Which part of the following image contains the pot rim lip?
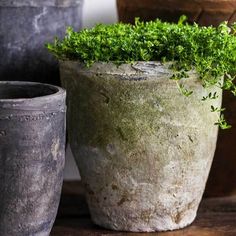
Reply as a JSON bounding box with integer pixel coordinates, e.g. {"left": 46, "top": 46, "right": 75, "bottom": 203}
{"left": 59, "top": 60, "right": 175, "bottom": 69}
{"left": 0, "top": 81, "right": 65, "bottom": 103}
{"left": 59, "top": 60, "right": 187, "bottom": 68}
{"left": 59, "top": 60, "right": 199, "bottom": 78}
{"left": 60, "top": 60, "right": 167, "bottom": 64}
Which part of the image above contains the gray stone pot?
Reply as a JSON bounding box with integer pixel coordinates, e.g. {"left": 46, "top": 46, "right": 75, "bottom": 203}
{"left": 0, "top": 81, "right": 66, "bottom": 236}
{"left": 0, "top": 0, "right": 83, "bottom": 85}
{"left": 60, "top": 61, "right": 222, "bottom": 232}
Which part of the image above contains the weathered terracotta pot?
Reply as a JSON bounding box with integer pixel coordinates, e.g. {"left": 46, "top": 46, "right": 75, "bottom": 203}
{"left": 117, "top": 0, "right": 236, "bottom": 26}
{"left": 0, "top": 0, "right": 83, "bottom": 85}
{"left": 0, "top": 81, "right": 66, "bottom": 236}
{"left": 60, "top": 61, "right": 222, "bottom": 232}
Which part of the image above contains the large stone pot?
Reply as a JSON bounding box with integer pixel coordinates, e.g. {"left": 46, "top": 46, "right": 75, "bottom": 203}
{"left": 117, "top": 0, "right": 236, "bottom": 26}
{"left": 60, "top": 61, "right": 222, "bottom": 232}
{"left": 0, "top": 81, "right": 66, "bottom": 236}
{"left": 0, "top": 0, "right": 83, "bottom": 85}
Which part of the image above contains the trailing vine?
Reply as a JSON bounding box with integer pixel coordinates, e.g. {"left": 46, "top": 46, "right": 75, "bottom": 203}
{"left": 47, "top": 16, "right": 236, "bottom": 129}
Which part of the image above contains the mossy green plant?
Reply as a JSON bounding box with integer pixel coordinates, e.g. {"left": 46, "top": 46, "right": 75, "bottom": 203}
{"left": 47, "top": 16, "right": 236, "bottom": 129}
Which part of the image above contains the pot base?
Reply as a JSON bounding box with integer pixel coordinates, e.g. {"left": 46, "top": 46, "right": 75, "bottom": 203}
{"left": 91, "top": 210, "right": 196, "bottom": 232}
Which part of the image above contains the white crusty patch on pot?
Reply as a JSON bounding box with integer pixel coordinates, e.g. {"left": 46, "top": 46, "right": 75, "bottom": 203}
{"left": 51, "top": 138, "right": 60, "bottom": 160}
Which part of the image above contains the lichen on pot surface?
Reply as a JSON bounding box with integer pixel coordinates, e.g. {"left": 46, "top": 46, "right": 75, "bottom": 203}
{"left": 48, "top": 19, "right": 236, "bottom": 232}
{"left": 60, "top": 61, "right": 222, "bottom": 232}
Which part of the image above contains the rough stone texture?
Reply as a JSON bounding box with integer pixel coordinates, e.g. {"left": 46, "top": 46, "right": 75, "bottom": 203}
{"left": 0, "top": 0, "right": 83, "bottom": 85}
{"left": 117, "top": 0, "right": 236, "bottom": 26}
{"left": 60, "top": 61, "right": 222, "bottom": 232}
{"left": 0, "top": 81, "right": 66, "bottom": 236}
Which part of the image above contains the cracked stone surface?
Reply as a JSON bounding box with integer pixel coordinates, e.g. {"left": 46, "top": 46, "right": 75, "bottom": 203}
{"left": 0, "top": 0, "right": 83, "bottom": 85}
{"left": 60, "top": 61, "right": 222, "bottom": 232}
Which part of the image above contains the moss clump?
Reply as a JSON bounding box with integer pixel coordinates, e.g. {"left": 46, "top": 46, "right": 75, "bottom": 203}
{"left": 47, "top": 17, "right": 236, "bottom": 128}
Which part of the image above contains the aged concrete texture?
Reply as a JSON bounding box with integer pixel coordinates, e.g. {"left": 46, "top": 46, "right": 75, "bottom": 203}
{"left": 0, "top": 0, "right": 83, "bottom": 85}
{"left": 0, "top": 82, "right": 66, "bottom": 236}
{"left": 60, "top": 61, "right": 222, "bottom": 232}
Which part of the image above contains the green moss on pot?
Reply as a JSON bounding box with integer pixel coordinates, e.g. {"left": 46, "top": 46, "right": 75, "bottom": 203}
{"left": 47, "top": 17, "right": 236, "bottom": 128}
{"left": 61, "top": 61, "right": 221, "bottom": 152}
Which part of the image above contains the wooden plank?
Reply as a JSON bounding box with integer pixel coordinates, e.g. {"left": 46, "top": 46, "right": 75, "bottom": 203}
{"left": 51, "top": 181, "right": 236, "bottom": 236}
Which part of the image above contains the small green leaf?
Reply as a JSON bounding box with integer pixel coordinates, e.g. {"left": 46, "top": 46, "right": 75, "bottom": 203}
{"left": 178, "top": 15, "right": 187, "bottom": 25}
{"left": 215, "top": 114, "right": 232, "bottom": 129}
{"left": 211, "top": 105, "right": 225, "bottom": 112}
{"left": 176, "top": 82, "right": 193, "bottom": 97}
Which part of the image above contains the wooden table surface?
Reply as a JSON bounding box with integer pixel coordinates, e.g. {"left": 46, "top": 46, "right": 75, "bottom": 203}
{"left": 51, "top": 182, "right": 236, "bottom": 236}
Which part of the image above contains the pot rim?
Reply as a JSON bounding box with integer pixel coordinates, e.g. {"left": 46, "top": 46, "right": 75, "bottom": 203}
{"left": 0, "top": 81, "right": 65, "bottom": 104}
{"left": 59, "top": 60, "right": 199, "bottom": 79}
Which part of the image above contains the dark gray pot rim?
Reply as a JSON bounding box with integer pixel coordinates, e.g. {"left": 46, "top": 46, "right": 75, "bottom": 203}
{"left": 0, "top": 81, "right": 65, "bottom": 106}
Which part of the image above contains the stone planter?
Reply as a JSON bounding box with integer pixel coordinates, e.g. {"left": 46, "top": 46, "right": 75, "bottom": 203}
{"left": 60, "top": 61, "right": 222, "bottom": 232}
{"left": 0, "top": 0, "right": 83, "bottom": 85}
{"left": 0, "top": 81, "right": 66, "bottom": 236}
{"left": 117, "top": 0, "right": 236, "bottom": 26}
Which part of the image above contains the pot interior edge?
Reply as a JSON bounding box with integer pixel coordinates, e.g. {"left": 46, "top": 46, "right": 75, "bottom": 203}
{"left": 0, "top": 82, "right": 59, "bottom": 100}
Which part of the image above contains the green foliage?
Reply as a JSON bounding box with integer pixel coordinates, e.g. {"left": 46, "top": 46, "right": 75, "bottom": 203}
{"left": 176, "top": 82, "right": 193, "bottom": 97}
{"left": 202, "top": 92, "right": 219, "bottom": 101}
{"left": 215, "top": 114, "right": 232, "bottom": 130}
{"left": 211, "top": 105, "right": 225, "bottom": 112}
{"left": 47, "top": 18, "right": 236, "bottom": 129}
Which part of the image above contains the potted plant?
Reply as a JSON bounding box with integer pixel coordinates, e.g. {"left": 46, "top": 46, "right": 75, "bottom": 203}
{"left": 0, "top": 0, "right": 83, "bottom": 85}
{"left": 0, "top": 81, "right": 66, "bottom": 236}
{"left": 47, "top": 18, "right": 236, "bottom": 232}
{"left": 117, "top": 0, "right": 236, "bottom": 26}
